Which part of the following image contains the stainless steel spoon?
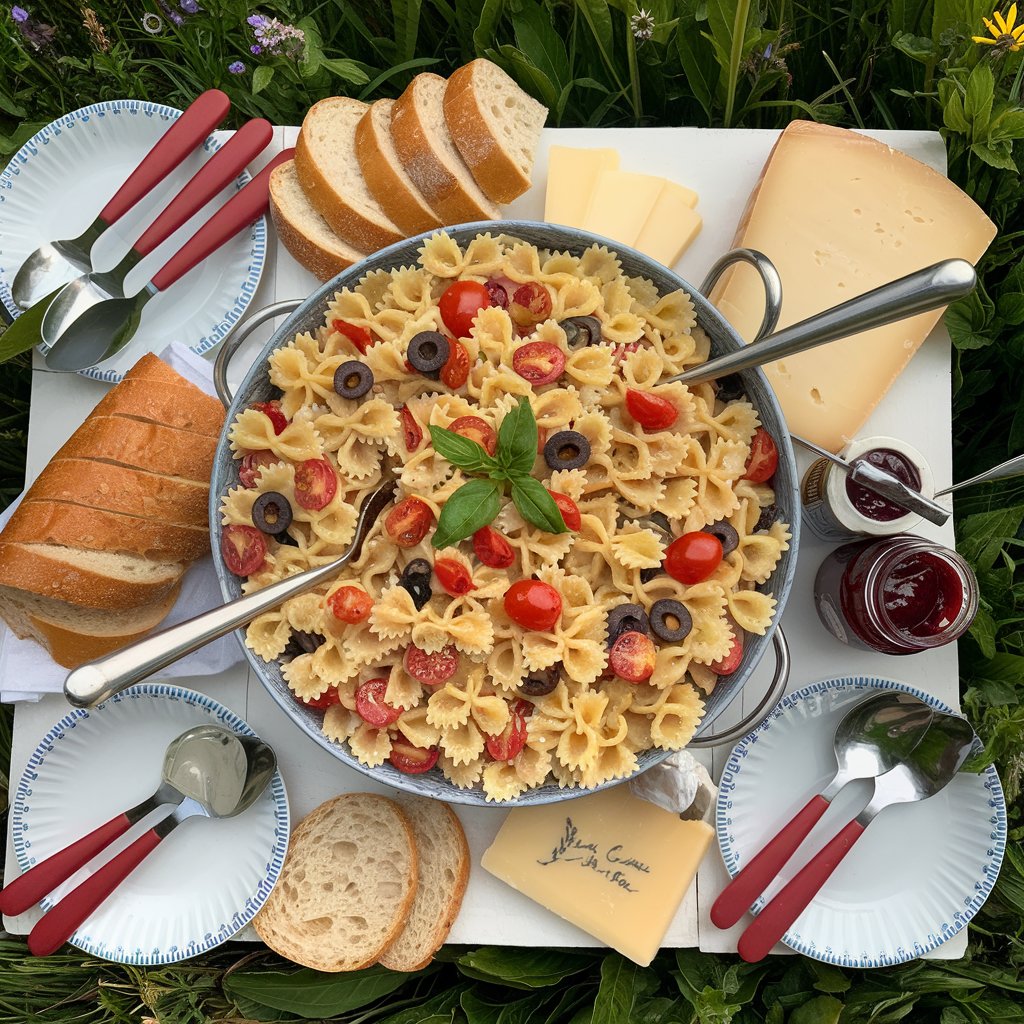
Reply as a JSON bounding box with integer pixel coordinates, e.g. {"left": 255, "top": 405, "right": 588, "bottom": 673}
{"left": 711, "top": 691, "right": 934, "bottom": 929}
{"left": 27, "top": 727, "right": 276, "bottom": 956}
{"left": 737, "top": 711, "right": 975, "bottom": 962}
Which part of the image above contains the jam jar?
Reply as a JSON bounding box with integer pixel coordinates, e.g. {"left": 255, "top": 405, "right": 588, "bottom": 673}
{"left": 814, "top": 535, "right": 978, "bottom": 654}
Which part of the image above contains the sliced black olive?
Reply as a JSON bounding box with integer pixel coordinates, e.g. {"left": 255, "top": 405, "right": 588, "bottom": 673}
{"left": 560, "top": 315, "right": 603, "bottom": 349}
{"left": 399, "top": 558, "right": 433, "bottom": 610}
{"left": 333, "top": 360, "right": 374, "bottom": 399}
{"left": 704, "top": 521, "right": 739, "bottom": 555}
{"left": 284, "top": 630, "right": 325, "bottom": 658}
{"left": 407, "top": 331, "right": 450, "bottom": 378}
{"left": 755, "top": 504, "right": 779, "bottom": 532}
{"left": 715, "top": 373, "right": 747, "bottom": 405}
{"left": 606, "top": 603, "right": 649, "bottom": 644}
{"left": 649, "top": 600, "right": 693, "bottom": 643}
{"left": 543, "top": 429, "right": 591, "bottom": 471}
{"left": 520, "top": 665, "right": 560, "bottom": 697}
{"left": 402, "top": 557, "right": 432, "bottom": 580}
{"left": 251, "top": 491, "right": 293, "bottom": 535}
{"left": 639, "top": 566, "right": 663, "bottom": 584}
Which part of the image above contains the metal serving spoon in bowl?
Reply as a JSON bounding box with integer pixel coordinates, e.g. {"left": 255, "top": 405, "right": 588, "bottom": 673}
{"left": 711, "top": 691, "right": 934, "bottom": 929}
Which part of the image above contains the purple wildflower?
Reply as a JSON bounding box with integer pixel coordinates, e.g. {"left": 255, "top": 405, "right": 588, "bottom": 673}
{"left": 157, "top": 0, "right": 182, "bottom": 25}
{"left": 179, "top": 0, "right": 199, "bottom": 12}
{"left": 250, "top": 14, "right": 304, "bottom": 57}
{"left": 246, "top": 13, "right": 266, "bottom": 27}
{"left": 250, "top": 43, "right": 261, "bottom": 54}
{"left": 228, "top": 60, "right": 245, "bottom": 74}
{"left": 11, "top": 6, "right": 28, "bottom": 22}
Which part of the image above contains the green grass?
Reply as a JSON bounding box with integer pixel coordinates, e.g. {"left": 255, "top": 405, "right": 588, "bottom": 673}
{"left": 2, "top": 2, "right": 1024, "bottom": 1021}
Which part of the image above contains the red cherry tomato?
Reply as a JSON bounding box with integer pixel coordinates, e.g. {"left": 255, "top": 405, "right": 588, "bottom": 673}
{"left": 220, "top": 524, "right": 267, "bottom": 576}
{"left": 504, "top": 579, "right": 563, "bottom": 631}
{"left": 608, "top": 631, "right": 657, "bottom": 682}
{"left": 293, "top": 458, "right": 338, "bottom": 511}
{"left": 385, "top": 497, "right": 434, "bottom": 547}
{"left": 486, "top": 706, "right": 528, "bottom": 761}
{"left": 743, "top": 427, "right": 779, "bottom": 483}
{"left": 238, "top": 450, "right": 278, "bottom": 488}
{"left": 301, "top": 685, "right": 342, "bottom": 710}
{"left": 449, "top": 415, "right": 497, "bottom": 456}
{"left": 710, "top": 630, "right": 744, "bottom": 675}
{"left": 389, "top": 739, "right": 440, "bottom": 774}
{"left": 250, "top": 401, "right": 287, "bottom": 435}
{"left": 434, "top": 558, "right": 475, "bottom": 596}
{"left": 512, "top": 341, "right": 566, "bottom": 386}
{"left": 664, "top": 532, "right": 723, "bottom": 584}
{"left": 625, "top": 388, "right": 679, "bottom": 432}
{"left": 509, "top": 282, "right": 553, "bottom": 328}
{"left": 537, "top": 427, "right": 547, "bottom": 456}
{"left": 331, "top": 319, "right": 375, "bottom": 354}
{"left": 440, "top": 338, "right": 471, "bottom": 389}
{"left": 404, "top": 643, "right": 460, "bottom": 685}
{"left": 548, "top": 490, "right": 581, "bottom": 531}
{"left": 484, "top": 280, "right": 509, "bottom": 309}
{"left": 400, "top": 405, "right": 423, "bottom": 452}
{"left": 473, "top": 525, "right": 514, "bottom": 569}
{"left": 327, "top": 585, "right": 373, "bottom": 624}
{"left": 355, "top": 677, "right": 402, "bottom": 728}
{"left": 439, "top": 280, "right": 491, "bottom": 338}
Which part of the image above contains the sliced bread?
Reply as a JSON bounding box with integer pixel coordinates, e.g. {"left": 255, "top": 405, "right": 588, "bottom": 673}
{"left": 254, "top": 794, "right": 419, "bottom": 972}
{"left": 271, "top": 160, "right": 366, "bottom": 282}
{"left": 295, "top": 98, "right": 405, "bottom": 253}
{"left": 356, "top": 100, "right": 443, "bottom": 235}
{"left": 443, "top": 59, "right": 548, "bottom": 204}
{"left": 93, "top": 378, "right": 225, "bottom": 437}
{"left": 379, "top": 798, "right": 470, "bottom": 971}
{"left": 390, "top": 74, "right": 502, "bottom": 224}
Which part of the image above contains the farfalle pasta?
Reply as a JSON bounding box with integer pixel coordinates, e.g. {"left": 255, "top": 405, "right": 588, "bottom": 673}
{"left": 219, "top": 231, "right": 790, "bottom": 801}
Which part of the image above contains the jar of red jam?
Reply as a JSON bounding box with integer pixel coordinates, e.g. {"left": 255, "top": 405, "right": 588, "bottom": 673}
{"left": 814, "top": 535, "right": 978, "bottom": 654}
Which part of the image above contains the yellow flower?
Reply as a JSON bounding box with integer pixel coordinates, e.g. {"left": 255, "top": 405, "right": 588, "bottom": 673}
{"left": 973, "top": 3, "right": 1024, "bottom": 50}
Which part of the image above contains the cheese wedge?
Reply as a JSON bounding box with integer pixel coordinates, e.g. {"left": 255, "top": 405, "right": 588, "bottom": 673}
{"left": 544, "top": 146, "right": 619, "bottom": 229}
{"left": 711, "top": 120, "right": 996, "bottom": 451}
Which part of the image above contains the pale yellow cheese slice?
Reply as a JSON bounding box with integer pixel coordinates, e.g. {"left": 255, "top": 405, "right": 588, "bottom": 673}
{"left": 580, "top": 169, "right": 666, "bottom": 246}
{"left": 544, "top": 146, "right": 619, "bottom": 229}
{"left": 481, "top": 785, "right": 714, "bottom": 966}
{"left": 711, "top": 120, "right": 996, "bottom": 451}
{"left": 634, "top": 181, "right": 703, "bottom": 266}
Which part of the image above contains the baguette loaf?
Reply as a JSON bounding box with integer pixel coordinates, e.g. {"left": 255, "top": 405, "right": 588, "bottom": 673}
{"left": 93, "top": 378, "right": 224, "bottom": 437}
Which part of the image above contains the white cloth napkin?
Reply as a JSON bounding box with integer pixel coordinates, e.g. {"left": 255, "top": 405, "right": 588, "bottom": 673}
{"left": 0, "top": 342, "right": 244, "bottom": 702}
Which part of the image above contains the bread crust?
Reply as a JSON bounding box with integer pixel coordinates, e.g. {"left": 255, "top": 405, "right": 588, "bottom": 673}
{"left": 271, "top": 192, "right": 360, "bottom": 283}
{"left": 93, "top": 378, "right": 224, "bottom": 437}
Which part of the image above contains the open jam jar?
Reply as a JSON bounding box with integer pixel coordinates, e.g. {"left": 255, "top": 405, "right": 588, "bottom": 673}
{"left": 814, "top": 535, "right": 978, "bottom": 654}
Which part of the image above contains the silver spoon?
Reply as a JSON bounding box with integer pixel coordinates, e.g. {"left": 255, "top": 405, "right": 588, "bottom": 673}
{"left": 737, "top": 711, "right": 975, "bottom": 962}
{"left": 27, "top": 726, "right": 276, "bottom": 956}
{"left": 711, "top": 691, "right": 934, "bottom": 929}
{"left": 935, "top": 451, "right": 1024, "bottom": 497}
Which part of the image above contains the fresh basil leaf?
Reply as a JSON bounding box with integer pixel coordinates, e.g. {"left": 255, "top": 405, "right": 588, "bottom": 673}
{"left": 498, "top": 396, "right": 539, "bottom": 476}
{"left": 456, "top": 947, "right": 597, "bottom": 989}
{"left": 432, "top": 479, "right": 502, "bottom": 548}
{"left": 511, "top": 477, "right": 567, "bottom": 534}
{"left": 430, "top": 424, "right": 499, "bottom": 474}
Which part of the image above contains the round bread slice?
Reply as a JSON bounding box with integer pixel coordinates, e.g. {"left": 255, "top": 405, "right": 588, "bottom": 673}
{"left": 379, "top": 797, "right": 470, "bottom": 972}
{"left": 253, "top": 794, "right": 418, "bottom": 972}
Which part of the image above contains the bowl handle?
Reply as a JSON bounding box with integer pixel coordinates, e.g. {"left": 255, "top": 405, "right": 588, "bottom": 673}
{"left": 700, "top": 248, "right": 783, "bottom": 343}
{"left": 213, "top": 298, "right": 304, "bottom": 408}
{"left": 689, "top": 627, "right": 790, "bottom": 749}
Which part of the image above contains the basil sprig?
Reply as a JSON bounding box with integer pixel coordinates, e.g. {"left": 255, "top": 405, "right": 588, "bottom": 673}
{"left": 429, "top": 397, "right": 568, "bottom": 548}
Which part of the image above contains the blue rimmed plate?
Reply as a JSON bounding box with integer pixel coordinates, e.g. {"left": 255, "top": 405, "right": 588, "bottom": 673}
{"left": 9, "top": 684, "right": 288, "bottom": 964}
{"left": 717, "top": 676, "right": 1005, "bottom": 967}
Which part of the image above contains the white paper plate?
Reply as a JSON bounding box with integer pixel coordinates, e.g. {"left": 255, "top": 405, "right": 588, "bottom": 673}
{"left": 0, "top": 99, "right": 266, "bottom": 382}
{"left": 10, "top": 684, "right": 289, "bottom": 964}
{"left": 717, "top": 677, "right": 1005, "bottom": 967}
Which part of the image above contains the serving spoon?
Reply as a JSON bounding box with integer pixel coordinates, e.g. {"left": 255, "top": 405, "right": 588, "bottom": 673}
{"left": 711, "top": 691, "right": 934, "bottom": 929}
{"left": 26, "top": 726, "right": 276, "bottom": 957}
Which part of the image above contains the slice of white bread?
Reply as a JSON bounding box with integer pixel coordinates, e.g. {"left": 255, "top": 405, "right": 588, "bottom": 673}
{"left": 93, "top": 378, "right": 224, "bottom": 437}
{"left": 254, "top": 794, "right": 419, "bottom": 972}
{"left": 295, "top": 98, "right": 405, "bottom": 253}
{"left": 379, "top": 798, "right": 470, "bottom": 971}
{"left": 270, "top": 160, "right": 365, "bottom": 282}
{"left": 390, "top": 74, "right": 502, "bottom": 224}
{"left": 356, "top": 100, "right": 443, "bottom": 235}
{"left": 443, "top": 59, "right": 547, "bottom": 204}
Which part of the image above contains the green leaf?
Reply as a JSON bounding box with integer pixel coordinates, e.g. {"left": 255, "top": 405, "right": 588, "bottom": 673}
{"left": 790, "top": 995, "right": 845, "bottom": 1024}
{"left": 431, "top": 478, "right": 502, "bottom": 548}
{"left": 969, "top": 605, "right": 998, "bottom": 659}
{"left": 252, "top": 65, "right": 275, "bottom": 95}
{"left": 509, "top": 0, "right": 570, "bottom": 92}
{"left": 320, "top": 58, "right": 371, "bottom": 85}
{"left": 456, "top": 947, "right": 596, "bottom": 988}
{"left": 498, "top": 396, "right": 539, "bottom": 477}
{"left": 959, "top": 505, "right": 1024, "bottom": 569}
{"left": 676, "top": 13, "right": 719, "bottom": 120}
{"left": 392, "top": 0, "right": 423, "bottom": 63}
{"left": 891, "top": 31, "right": 937, "bottom": 63}
{"left": 0, "top": 289, "right": 60, "bottom": 363}
{"left": 945, "top": 291, "right": 993, "bottom": 351}
{"left": 511, "top": 477, "right": 568, "bottom": 534}
{"left": 592, "top": 954, "right": 641, "bottom": 1024}
{"left": 430, "top": 424, "right": 500, "bottom": 474}
{"left": 971, "top": 142, "right": 1018, "bottom": 172}
{"left": 494, "top": 46, "right": 560, "bottom": 109}
{"left": 473, "top": 0, "right": 506, "bottom": 52}
{"left": 965, "top": 63, "right": 995, "bottom": 134}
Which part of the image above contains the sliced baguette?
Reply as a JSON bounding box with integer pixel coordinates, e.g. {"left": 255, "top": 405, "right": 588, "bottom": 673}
{"left": 254, "top": 794, "right": 418, "bottom": 972}
{"left": 271, "top": 160, "right": 366, "bottom": 282}
{"left": 295, "top": 98, "right": 405, "bottom": 253}
{"left": 356, "top": 100, "right": 443, "bottom": 235}
{"left": 390, "top": 74, "right": 502, "bottom": 224}
{"left": 92, "top": 378, "right": 225, "bottom": 438}
{"left": 443, "top": 59, "right": 547, "bottom": 204}
{"left": 379, "top": 798, "right": 469, "bottom": 971}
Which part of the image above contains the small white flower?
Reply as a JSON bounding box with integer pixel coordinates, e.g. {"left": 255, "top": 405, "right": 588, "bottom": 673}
{"left": 631, "top": 7, "right": 655, "bottom": 42}
{"left": 141, "top": 12, "right": 163, "bottom": 34}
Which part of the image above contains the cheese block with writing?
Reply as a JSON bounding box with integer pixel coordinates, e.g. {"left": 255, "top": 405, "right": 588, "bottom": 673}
{"left": 711, "top": 120, "right": 996, "bottom": 451}
{"left": 481, "top": 786, "right": 714, "bottom": 966}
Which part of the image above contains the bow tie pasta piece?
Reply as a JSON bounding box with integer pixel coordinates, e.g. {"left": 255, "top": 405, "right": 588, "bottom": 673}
{"left": 730, "top": 499, "right": 793, "bottom": 585}
{"left": 418, "top": 231, "right": 468, "bottom": 278}
{"left": 323, "top": 705, "right": 361, "bottom": 744}
{"left": 363, "top": 338, "right": 411, "bottom": 386}
{"left": 677, "top": 437, "right": 750, "bottom": 530}
{"left": 395, "top": 705, "right": 443, "bottom": 748}
{"left": 283, "top": 652, "right": 330, "bottom": 701}
{"left": 609, "top": 526, "right": 666, "bottom": 570}
{"left": 370, "top": 584, "right": 418, "bottom": 643}
{"left": 494, "top": 502, "right": 574, "bottom": 578}
{"left": 482, "top": 761, "right": 530, "bottom": 803}
{"left": 382, "top": 663, "right": 424, "bottom": 711}
{"left": 439, "top": 752, "right": 484, "bottom": 789}
{"left": 469, "top": 362, "right": 534, "bottom": 407}
{"left": 697, "top": 395, "right": 760, "bottom": 448}
{"left": 578, "top": 244, "right": 624, "bottom": 286}
{"left": 533, "top": 386, "right": 585, "bottom": 433}
{"left": 269, "top": 333, "right": 341, "bottom": 417}
{"left": 725, "top": 586, "right": 777, "bottom": 636}
{"left": 550, "top": 277, "right": 602, "bottom": 320}
{"left": 349, "top": 724, "right": 393, "bottom": 768}
{"left": 470, "top": 306, "right": 518, "bottom": 367}
{"left": 380, "top": 265, "right": 437, "bottom": 315}
{"left": 639, "top": 287, "right": 698, "bottom": 338}
{"left": 228, "top": 409, "right": 323, "bottom": 463}
{"left": 246, "top": 610, "right": 293, "bottom": 661}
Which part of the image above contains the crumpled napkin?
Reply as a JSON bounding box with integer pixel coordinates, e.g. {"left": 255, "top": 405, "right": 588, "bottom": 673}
{"left": 0, "top": 342, "right": 244, "bottom": 702}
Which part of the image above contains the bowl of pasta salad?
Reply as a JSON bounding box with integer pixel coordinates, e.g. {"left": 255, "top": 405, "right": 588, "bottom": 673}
{"left": 210, "top": 222, "right": 799, "bottom": 805}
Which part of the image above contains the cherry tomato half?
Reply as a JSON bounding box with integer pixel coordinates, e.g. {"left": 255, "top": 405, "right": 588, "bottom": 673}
{"left": 625, "top": 388, "right": 679, "bottom": 432}
{"left": 238, "top": 450, "right": 278, "bottom": 488}
{"left": 484, "top": 280, "right": 509, "bottom": 309}
{"left": 509, "top": 282, "right": 553, "bottom": 328}
{"left": 327, "top": 585, "right": 373, "bottom": 624}
{"left": 743, "top": 427, "right": 779, "bottom": 483}
{"left": 331, "top": 319, "right": 375, "bottom": 354}
{"left": 250, "top": 401, "right": 287, "bottom": 435}
{"left": 486, "top": 707, "right": 528, "bottom": 762}
{"left": 548, "top": 491, "right": 581, "bottom": 531}
{"left": 709, "top": 629, "right": 744, "bottom": 676}
{"left": 440, "top": 338, "right": 471, "bottom": 389}
{"left": 608, "top": 631, "right": 657, "bottom": 682}
{"left": 439, "top": 280, "right": 491, "bottom": 338}
{"left": 389, "top": 739, "right": 440, "bottom": 774}
{"left": 434, "top": 558, "right": 476, "bottom": 596}
{"left": 512, "top": 341, "right": 566, "bottom": 386}
{"left": 404, "top": 643, "right": 460, "bottom": 685}
{"left": 504, "top": 579, "right": 563, "bottom": 632}
{"left": 221, "top": 524, "right": 267, "bottom": 576}
{"left": 385, "top": 497, "right": 434, "bottom": 547}
{"left": 664, "top": 532, "right": 723, "bottom": 584}
{"left": 400, "top": 405, "right": 423, "bottom": 452}
{"left": 301, "top": 686, "right": 342, "bottom": 710}
{"left": 473, "top": 525, "right": 514, "bottom": 569}
{"left": 355, "top": 677, "right": 402, "bottom": 728}
{"left": 449, "top": 415, "right": 497, "bottom": 456}
{"left": 293, "top": 458, "right": 338, "bottom": 511}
